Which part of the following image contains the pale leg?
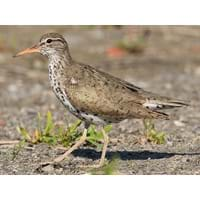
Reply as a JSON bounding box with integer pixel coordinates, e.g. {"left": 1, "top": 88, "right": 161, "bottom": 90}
{"left": 78, "top": 128, "right": 109, "bottom": 169}
{"left": 54, "top": 128, "right": 87, "bottom": 163}
{"left": 97, "top": 128, "right": 109, "bottom": 167}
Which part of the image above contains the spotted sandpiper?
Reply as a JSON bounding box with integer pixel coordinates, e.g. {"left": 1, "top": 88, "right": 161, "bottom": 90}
{"left": 14, "top": 33, "right": 188, "bottom": 167}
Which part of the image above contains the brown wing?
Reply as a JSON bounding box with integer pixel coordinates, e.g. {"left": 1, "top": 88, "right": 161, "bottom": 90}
{"left": 64, "top": 63, "right": 169, "bottom": 121}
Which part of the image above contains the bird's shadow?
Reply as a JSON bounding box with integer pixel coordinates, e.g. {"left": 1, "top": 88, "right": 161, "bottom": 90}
{"left": 72, "top": 148, "right": 200, "bottom": 161}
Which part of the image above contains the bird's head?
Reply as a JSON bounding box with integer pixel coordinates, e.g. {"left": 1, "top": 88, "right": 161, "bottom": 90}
{"left": 14, "top": 33, "right": 69, "bottom": 58}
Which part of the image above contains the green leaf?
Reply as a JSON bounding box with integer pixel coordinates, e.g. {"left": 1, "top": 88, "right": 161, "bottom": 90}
{"left": 68, "top": 120, "right": 82, "bottom": 134}
{"left": 44, "top": 111, "right": 54, "bottom": 136}
{"left": 37, "top": 112, "right": 42, "bottom": 134}
{"left": 103, "top": 124, "right": 112, "bottom": 133}
{"left": 57, "top": 125, "right": 64, "bottom": 137}
{"left": 16, "top": 126, "right": 31, "bottom": 141}
{"left": 12, "top": 139, "right": 26, "bottom": 160}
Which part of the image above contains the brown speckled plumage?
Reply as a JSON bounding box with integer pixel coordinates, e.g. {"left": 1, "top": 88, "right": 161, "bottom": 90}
{"left": 15, "top": 32, "right": 189, "bottom": 167}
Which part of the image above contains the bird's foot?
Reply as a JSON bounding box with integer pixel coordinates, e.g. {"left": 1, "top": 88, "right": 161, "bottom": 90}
{"left": 37, "top": 156, "right": 67, "bottom": 168}
{"left": 36, "top": 147, "right": 77, "bottom": 170}
{"left": 53, "top": 154, "right": 68, "bottom": 163}
{"left": 40, "top": 153, "right": 71, "bottom": 166}
{"left": 78, "top": 159, "right": 106, "bottom": 169}
{"left": 36, "top": 159, "right": 64, "bottom": 172}
{"left": 39, "top": 160, "right": 54, "bottom": 167}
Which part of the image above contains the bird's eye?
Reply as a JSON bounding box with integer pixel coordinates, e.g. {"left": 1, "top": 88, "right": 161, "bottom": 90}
{"left": 46, "top": 39, "right": 52, "bottom": 43}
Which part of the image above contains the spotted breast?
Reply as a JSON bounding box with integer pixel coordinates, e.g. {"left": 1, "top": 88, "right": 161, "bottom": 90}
{"left": 48, "top": 63, "right": 77, "bottom": 113}
{"left": 48, "top": 63, "right": 107, "bottom": 125}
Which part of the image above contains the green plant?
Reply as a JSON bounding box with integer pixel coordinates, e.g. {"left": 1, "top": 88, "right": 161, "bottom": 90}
{"left": 143, "top": 119, "right": 166, "bottom": 144}
{"left": 87, "top": 124, "right": 112, "bottom": 150}
{"left": 17, "top": 111, "right": 82, "bottom": 147}
{"left": 12, "top": 139, "right": 26, "bottom": 160}
{"left": 15, "top": 111, "right": 112, "bottom": 155}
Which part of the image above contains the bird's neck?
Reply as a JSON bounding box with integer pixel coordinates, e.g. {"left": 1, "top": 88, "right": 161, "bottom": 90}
{"left": 49, "top": 49, "right": 73, "bottom": 66}
{"left": 48, "top": 50, "right": 73, "bottom": 82}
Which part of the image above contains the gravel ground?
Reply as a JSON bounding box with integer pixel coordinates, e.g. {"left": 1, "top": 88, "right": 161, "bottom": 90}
{"left": 0, "top": 26, "right": 200, "bottom": 174}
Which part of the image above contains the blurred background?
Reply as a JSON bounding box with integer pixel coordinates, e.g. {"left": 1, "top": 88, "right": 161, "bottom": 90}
{"left": 0, "top": 26, "right": 200, "bottom": 174}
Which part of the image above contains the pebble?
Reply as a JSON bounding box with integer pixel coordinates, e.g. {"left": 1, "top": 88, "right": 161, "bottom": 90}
{"left": 41, "top": 165, "right": 55, "bottom": 173}
{"left": 174, "top": 120, "right": 185, "bottom": 127}
{"left": 166, "top": 141, "right": 173, "bottom": 146}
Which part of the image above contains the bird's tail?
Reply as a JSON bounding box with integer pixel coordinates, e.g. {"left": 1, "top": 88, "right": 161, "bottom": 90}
{"left": 143, "top": 99, "right": 189, "bottom": 120}
{"left": 143, "top": 98, "right": 189, "bottom": 110}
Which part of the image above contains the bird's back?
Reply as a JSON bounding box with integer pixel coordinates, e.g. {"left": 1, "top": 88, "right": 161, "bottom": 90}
{"left": 60, "top": 62, "right": 188, "bottom": 123}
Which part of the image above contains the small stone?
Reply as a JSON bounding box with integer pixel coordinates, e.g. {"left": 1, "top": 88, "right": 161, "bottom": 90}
{"left": 166, "top": 141, "right": 173, "bottom": 146}
{"left": 41, "top": 165, "right": 54, "bottom": 173}
{"left": 174, "top": 120, "right": 185, "bottom": 127}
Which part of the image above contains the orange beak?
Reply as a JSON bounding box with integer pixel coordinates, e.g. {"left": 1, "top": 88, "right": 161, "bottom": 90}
{"left": 14, "top": 45, "right": 40, "bottom": 57}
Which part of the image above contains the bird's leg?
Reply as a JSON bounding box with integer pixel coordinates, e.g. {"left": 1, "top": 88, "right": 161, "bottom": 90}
{"left": 97, "top": 128, "right": 109, "bottom": 167}
{"left": 78, "top": 127, "right": 109, "bottom": 169}
{"left": 53, "top": 128, "right": 87, "bottom": 163}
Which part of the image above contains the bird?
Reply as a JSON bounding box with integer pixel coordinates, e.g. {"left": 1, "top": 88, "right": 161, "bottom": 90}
{"left": 14, "top": 32, "right": 189, "bottom": 167}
